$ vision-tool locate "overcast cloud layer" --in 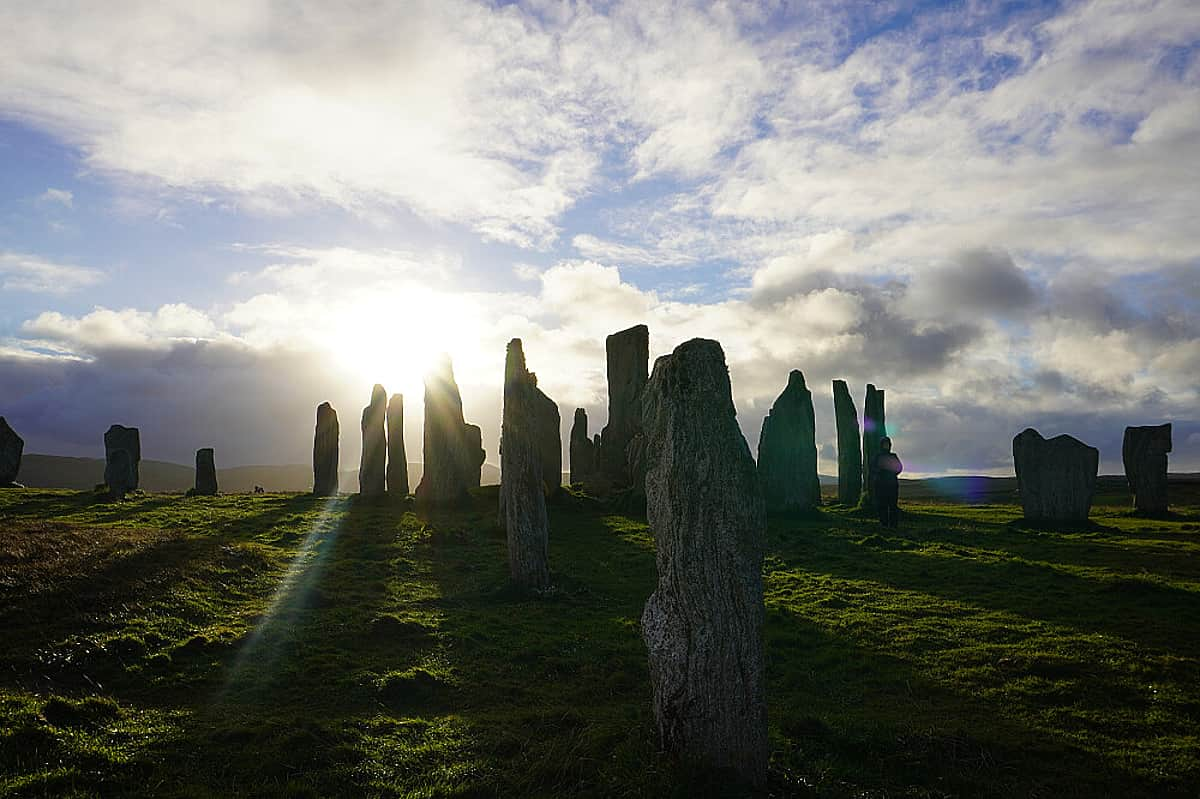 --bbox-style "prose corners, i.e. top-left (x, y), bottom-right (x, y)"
top-left (1, 0), bottom-right (1198, 477)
